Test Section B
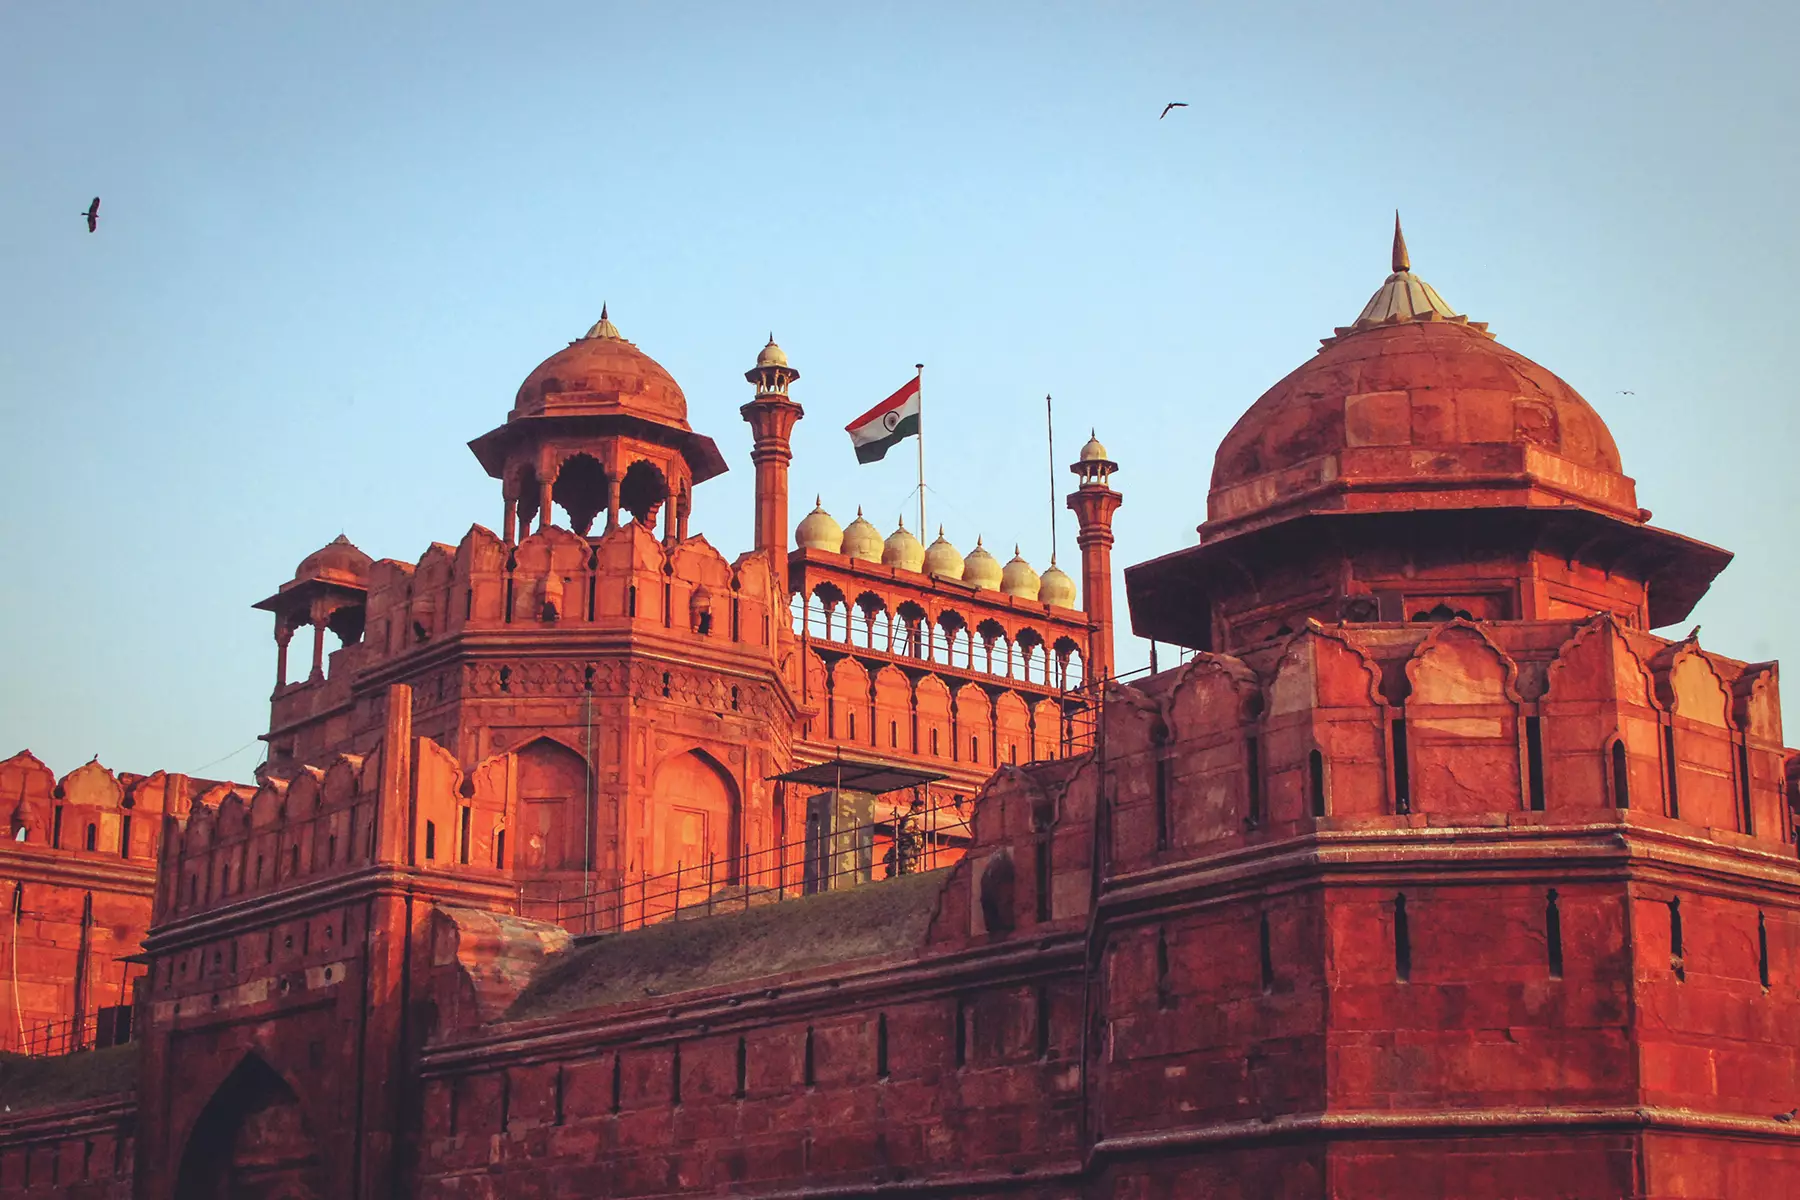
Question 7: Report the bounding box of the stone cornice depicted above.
[1099,817,1800,925]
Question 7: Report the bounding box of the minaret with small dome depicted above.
[1067,428,1124,680]
[741,334,805,567]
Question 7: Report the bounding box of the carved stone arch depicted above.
[173,1050,324,1200]
[646,747,742,882]
[619,459,670,526]
[551,451,611,535]
[513,735,590,873]
[1404,618,1523,706]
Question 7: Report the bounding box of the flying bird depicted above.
[1616,390,1635,395]
[80,197,99,233]
[1160,102,1188,119]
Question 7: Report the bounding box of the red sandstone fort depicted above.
[2,225,1796,1198]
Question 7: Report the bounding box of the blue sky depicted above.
[2,2,1795,778]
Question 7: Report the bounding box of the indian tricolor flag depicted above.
[845,373,922,464]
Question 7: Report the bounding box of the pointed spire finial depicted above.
[1392,211,1410,274]
[815,494,822,506]
[601,302,609,320]
[584,304,622,341]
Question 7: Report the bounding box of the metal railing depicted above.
[8,1005,132,1059]
[520,798,975,936]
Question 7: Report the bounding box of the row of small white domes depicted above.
[796,500,1076,607]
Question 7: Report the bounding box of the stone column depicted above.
[274,620,294,690]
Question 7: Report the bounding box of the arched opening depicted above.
[173,1053,324,1200]
[647,750,741,884]
[552,453,611,536]
[515,738,589,873]
[619,460,670,527]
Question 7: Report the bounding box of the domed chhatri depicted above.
[1038,556,1077,608]
[511,306,692,428]
[923,526,964,580]
[1000,546,1040,600]
[882,518,926,573]
[1206,218,1635,540]
[1079,432,1110,463]
[292,534,372,588]
[961,537,1003,590]
[795,497,843,552]
[840,508,884,563]
[756,334,789,369]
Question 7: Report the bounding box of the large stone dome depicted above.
[511,308,690,428]
[1206,255,1636,540]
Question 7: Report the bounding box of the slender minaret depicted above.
[1066,431,1123,683]
[741,335,804,569]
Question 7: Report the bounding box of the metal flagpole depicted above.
[1046,394,1057,562]
[915,364,926,535]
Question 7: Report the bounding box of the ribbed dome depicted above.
[882,519,926,572]
[1001,546,1040,599]
[795,497,843,552]
[293,535,371,588]
[1206,224,1635,540]
[756,336,789,368]
[922,527,964,579]
[840,508,884,563]
[512,307,690,428]
[961,538,1002,589]
[1038,558,1077,608]
[1079,433,1110,462]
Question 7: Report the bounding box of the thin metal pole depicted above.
[915,364,926,535]
[1047,394,1057,564]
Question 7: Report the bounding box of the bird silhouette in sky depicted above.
[1616,389,1635,395]
[1160,102,1188,119]
[80,197,99,233]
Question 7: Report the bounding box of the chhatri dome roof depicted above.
[292,535,372,589]
[756,335,789,369]
[1038,557,1076,608]
[512,306,691,428]
[795,497,843,552]
[961,538,1002,589]
[1000,546,1040,600]
[841,509,884,563]
[1205,217,1636,540]
[882,518,926,572]
[923,527,964,579]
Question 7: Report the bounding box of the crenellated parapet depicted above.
[1100,614,1794,870]
[0,752,232,1054]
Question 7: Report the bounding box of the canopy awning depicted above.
[769,756,948,794]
